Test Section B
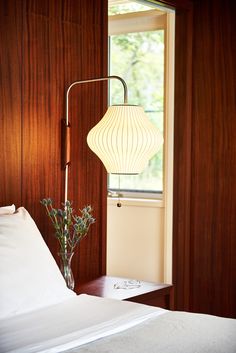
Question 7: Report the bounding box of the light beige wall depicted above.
[107,199,164,282]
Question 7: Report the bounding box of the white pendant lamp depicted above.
[87,104,163,174]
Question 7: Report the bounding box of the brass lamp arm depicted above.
[65,75,128,127]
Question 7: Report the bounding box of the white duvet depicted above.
[1,294,236,353]
[0,294,165,353]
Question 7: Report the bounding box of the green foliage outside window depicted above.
[109,9,164,193]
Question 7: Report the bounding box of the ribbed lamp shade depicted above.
[87,105,163,174]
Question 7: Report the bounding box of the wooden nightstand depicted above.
[75,276,174,310]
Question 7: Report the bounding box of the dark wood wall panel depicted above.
[190,0,236,317]
[172,3,193,312]
[162,0,236,317]
[22,0,80,254]
[67,0,108,282]
[0,0,107,284]
[0,1,22,207]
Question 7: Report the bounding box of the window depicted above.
[108,1,170,199]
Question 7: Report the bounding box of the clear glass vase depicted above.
[58,251,75,290]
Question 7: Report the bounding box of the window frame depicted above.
[108,5,174,204]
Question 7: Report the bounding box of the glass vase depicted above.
[58,251,75,290]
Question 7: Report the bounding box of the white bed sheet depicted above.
[0,294,166,353]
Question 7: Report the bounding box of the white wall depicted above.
[107,198,164,283]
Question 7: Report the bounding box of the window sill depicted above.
[107,197,164,208]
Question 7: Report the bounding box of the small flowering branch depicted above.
[40,198,95,253]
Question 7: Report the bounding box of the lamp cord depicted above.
[117,175,122,208]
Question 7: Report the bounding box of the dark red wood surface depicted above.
[164,0,236,317]
[171,1,193,313]
[0,0,107,283]
[0,1,22,207]
[189,0,236,318]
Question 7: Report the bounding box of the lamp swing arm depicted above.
[65,75,128,127]
[63,75,128,203]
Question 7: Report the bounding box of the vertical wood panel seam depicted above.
[20,0,24,207]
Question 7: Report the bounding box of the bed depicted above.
[0,206,235,353]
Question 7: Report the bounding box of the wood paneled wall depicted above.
[171,0,193,313]
[190,0,236,318]
[162,0,236,318]
[0,0,108,283]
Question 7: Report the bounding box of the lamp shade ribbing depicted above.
[87,105,163,174]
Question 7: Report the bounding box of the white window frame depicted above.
[109,9,166,35]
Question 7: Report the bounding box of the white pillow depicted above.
[0,207,75,319]
[0,204,15,215]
